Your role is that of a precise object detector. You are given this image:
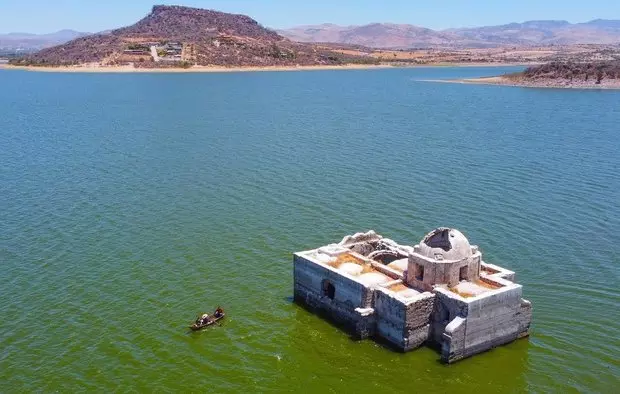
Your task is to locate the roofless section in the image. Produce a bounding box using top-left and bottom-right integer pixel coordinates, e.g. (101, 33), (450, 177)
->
(293, 228), (532, 363)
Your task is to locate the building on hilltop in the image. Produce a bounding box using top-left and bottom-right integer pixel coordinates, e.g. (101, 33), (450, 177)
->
(293, 228), (532, 363)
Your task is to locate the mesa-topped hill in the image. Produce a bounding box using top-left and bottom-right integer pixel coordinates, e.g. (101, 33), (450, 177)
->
(113, 5), (281, 41)
(12, 5), (376, 67)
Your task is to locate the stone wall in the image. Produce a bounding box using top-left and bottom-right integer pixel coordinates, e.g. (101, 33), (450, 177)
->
(431, 288), (468, 345)
(293, 253), (375, 337)
(517, 298), (532, 338)
(407, 250), (481, 291)
(481, 261), (516, 281)
(435, 285), (529, 363)
(369, 261), (403, 280)
(294, 253), (371, 308)
(373, 288), (435, 351)
(373, 288), (407, 348)
(403, 293), (435, 350)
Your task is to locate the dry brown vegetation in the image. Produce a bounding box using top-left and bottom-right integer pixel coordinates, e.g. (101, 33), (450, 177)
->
(323, 44), (620, 65)
(513, 61), (620, 83)
(11, 6), (619, 70)
(10, 5), (378, 68)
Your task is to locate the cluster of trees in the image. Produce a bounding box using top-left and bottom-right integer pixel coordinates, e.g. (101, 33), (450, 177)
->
(133, 60), (193, 69)
(521, 61), (620, 83)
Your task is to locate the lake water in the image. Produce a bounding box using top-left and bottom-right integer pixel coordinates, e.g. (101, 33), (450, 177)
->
(1, 67), (618, 393)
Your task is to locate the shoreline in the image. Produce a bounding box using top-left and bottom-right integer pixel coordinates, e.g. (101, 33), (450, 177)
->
(0, 62), (532, 74)
(1, 64), (391, 73)
(419, 76), (620, 90)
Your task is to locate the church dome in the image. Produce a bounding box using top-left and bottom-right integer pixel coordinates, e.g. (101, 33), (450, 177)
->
(417, 228), (472, 261)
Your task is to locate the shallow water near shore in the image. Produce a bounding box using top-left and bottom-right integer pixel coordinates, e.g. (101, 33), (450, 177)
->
(1, 66), (619, 392)
(422, 75), (620, 90)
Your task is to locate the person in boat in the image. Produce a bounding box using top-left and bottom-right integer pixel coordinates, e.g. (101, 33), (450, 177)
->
(197, 313), (210, 325)
(214, 307), (224, 318)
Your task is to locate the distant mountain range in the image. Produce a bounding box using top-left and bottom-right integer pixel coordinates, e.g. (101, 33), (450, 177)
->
(278, 19), (620, 48)
(0, 30), (89, 50)
(4, 16), (620, 53)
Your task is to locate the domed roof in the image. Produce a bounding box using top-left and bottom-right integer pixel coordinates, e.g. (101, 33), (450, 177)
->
(417, 228), (472, 261)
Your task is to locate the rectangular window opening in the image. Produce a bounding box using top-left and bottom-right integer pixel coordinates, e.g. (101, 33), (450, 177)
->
(415, 264), (425, 281)
(459, 265), (468, 281)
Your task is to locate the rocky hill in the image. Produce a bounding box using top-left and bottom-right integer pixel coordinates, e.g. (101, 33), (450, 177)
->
(113, 5), (281, 41)
(12, 5), (376, 67)
(462, 60), (620, 89)
(279, 19), (620, 48)
(516, 61), (620, 82)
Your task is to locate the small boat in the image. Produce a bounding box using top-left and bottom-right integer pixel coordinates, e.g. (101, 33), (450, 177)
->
(190, 308), (225, 331)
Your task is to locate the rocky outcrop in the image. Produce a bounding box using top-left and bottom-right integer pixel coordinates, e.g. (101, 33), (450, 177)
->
(11, 5), (378, 67)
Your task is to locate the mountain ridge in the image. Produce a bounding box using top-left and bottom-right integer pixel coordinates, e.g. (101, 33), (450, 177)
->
(5, 17), (620, 52)
(279, 19), (620, 48)
(0, 30), (89, 50)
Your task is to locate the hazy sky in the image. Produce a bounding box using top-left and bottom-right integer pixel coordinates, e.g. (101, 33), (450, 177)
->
(1, 0), (619, 33)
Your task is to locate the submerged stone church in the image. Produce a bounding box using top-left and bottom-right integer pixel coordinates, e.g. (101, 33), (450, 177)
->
(293, 228), (532, 363)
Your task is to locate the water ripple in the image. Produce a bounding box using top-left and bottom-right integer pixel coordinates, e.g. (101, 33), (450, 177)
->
(1, 67), (619, 392)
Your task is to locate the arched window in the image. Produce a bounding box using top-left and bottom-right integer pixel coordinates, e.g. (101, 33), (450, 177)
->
(322, 280), (336, 300)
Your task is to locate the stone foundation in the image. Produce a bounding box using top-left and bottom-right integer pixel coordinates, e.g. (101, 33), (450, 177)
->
(293, 228), (532, 363)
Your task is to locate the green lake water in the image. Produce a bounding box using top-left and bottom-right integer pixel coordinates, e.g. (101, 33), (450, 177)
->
(1, 67), (618, 393)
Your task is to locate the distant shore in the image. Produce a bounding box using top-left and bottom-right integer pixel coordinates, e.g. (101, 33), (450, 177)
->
(422, 75), (620, 89)
(0, 62), (536, 74)
(1, 64), (392, 73)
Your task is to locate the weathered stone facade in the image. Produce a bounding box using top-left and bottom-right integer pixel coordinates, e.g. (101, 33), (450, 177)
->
(293, 228), (532, 363)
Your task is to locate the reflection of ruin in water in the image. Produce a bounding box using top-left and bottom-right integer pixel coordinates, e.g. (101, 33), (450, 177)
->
(293, 228), (532, 363)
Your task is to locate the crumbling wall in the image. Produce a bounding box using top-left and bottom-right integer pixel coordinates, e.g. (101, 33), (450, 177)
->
(294, 254), (371, 306)
(430, 288), (468, 342)
(403, 293), (435, 350)
(339, 231), (412, 263)
(374, 288), (407, 348)
(517, 298), (532, 338)
(442, 316), (467, 361)
(481, 261), (516, 281)
(293, 253), (375, 336)
(437, 285), (529, 363)
(373, 289), (435, 351)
